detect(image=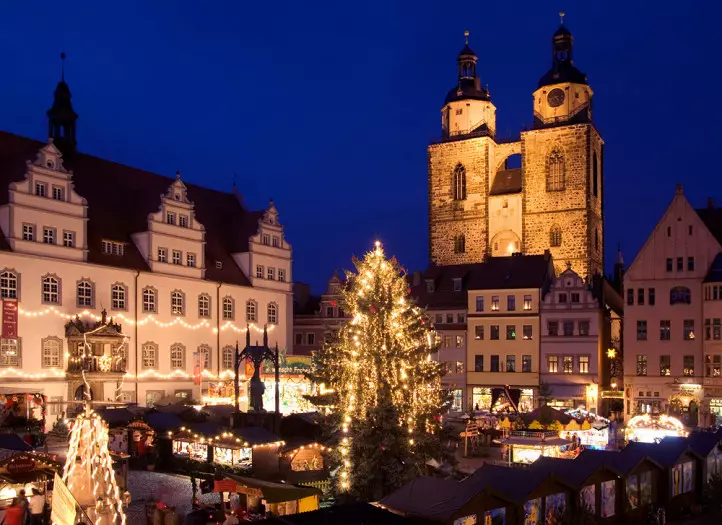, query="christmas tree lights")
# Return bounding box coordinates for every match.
[62,400,127,525]
[307,242,445,501]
